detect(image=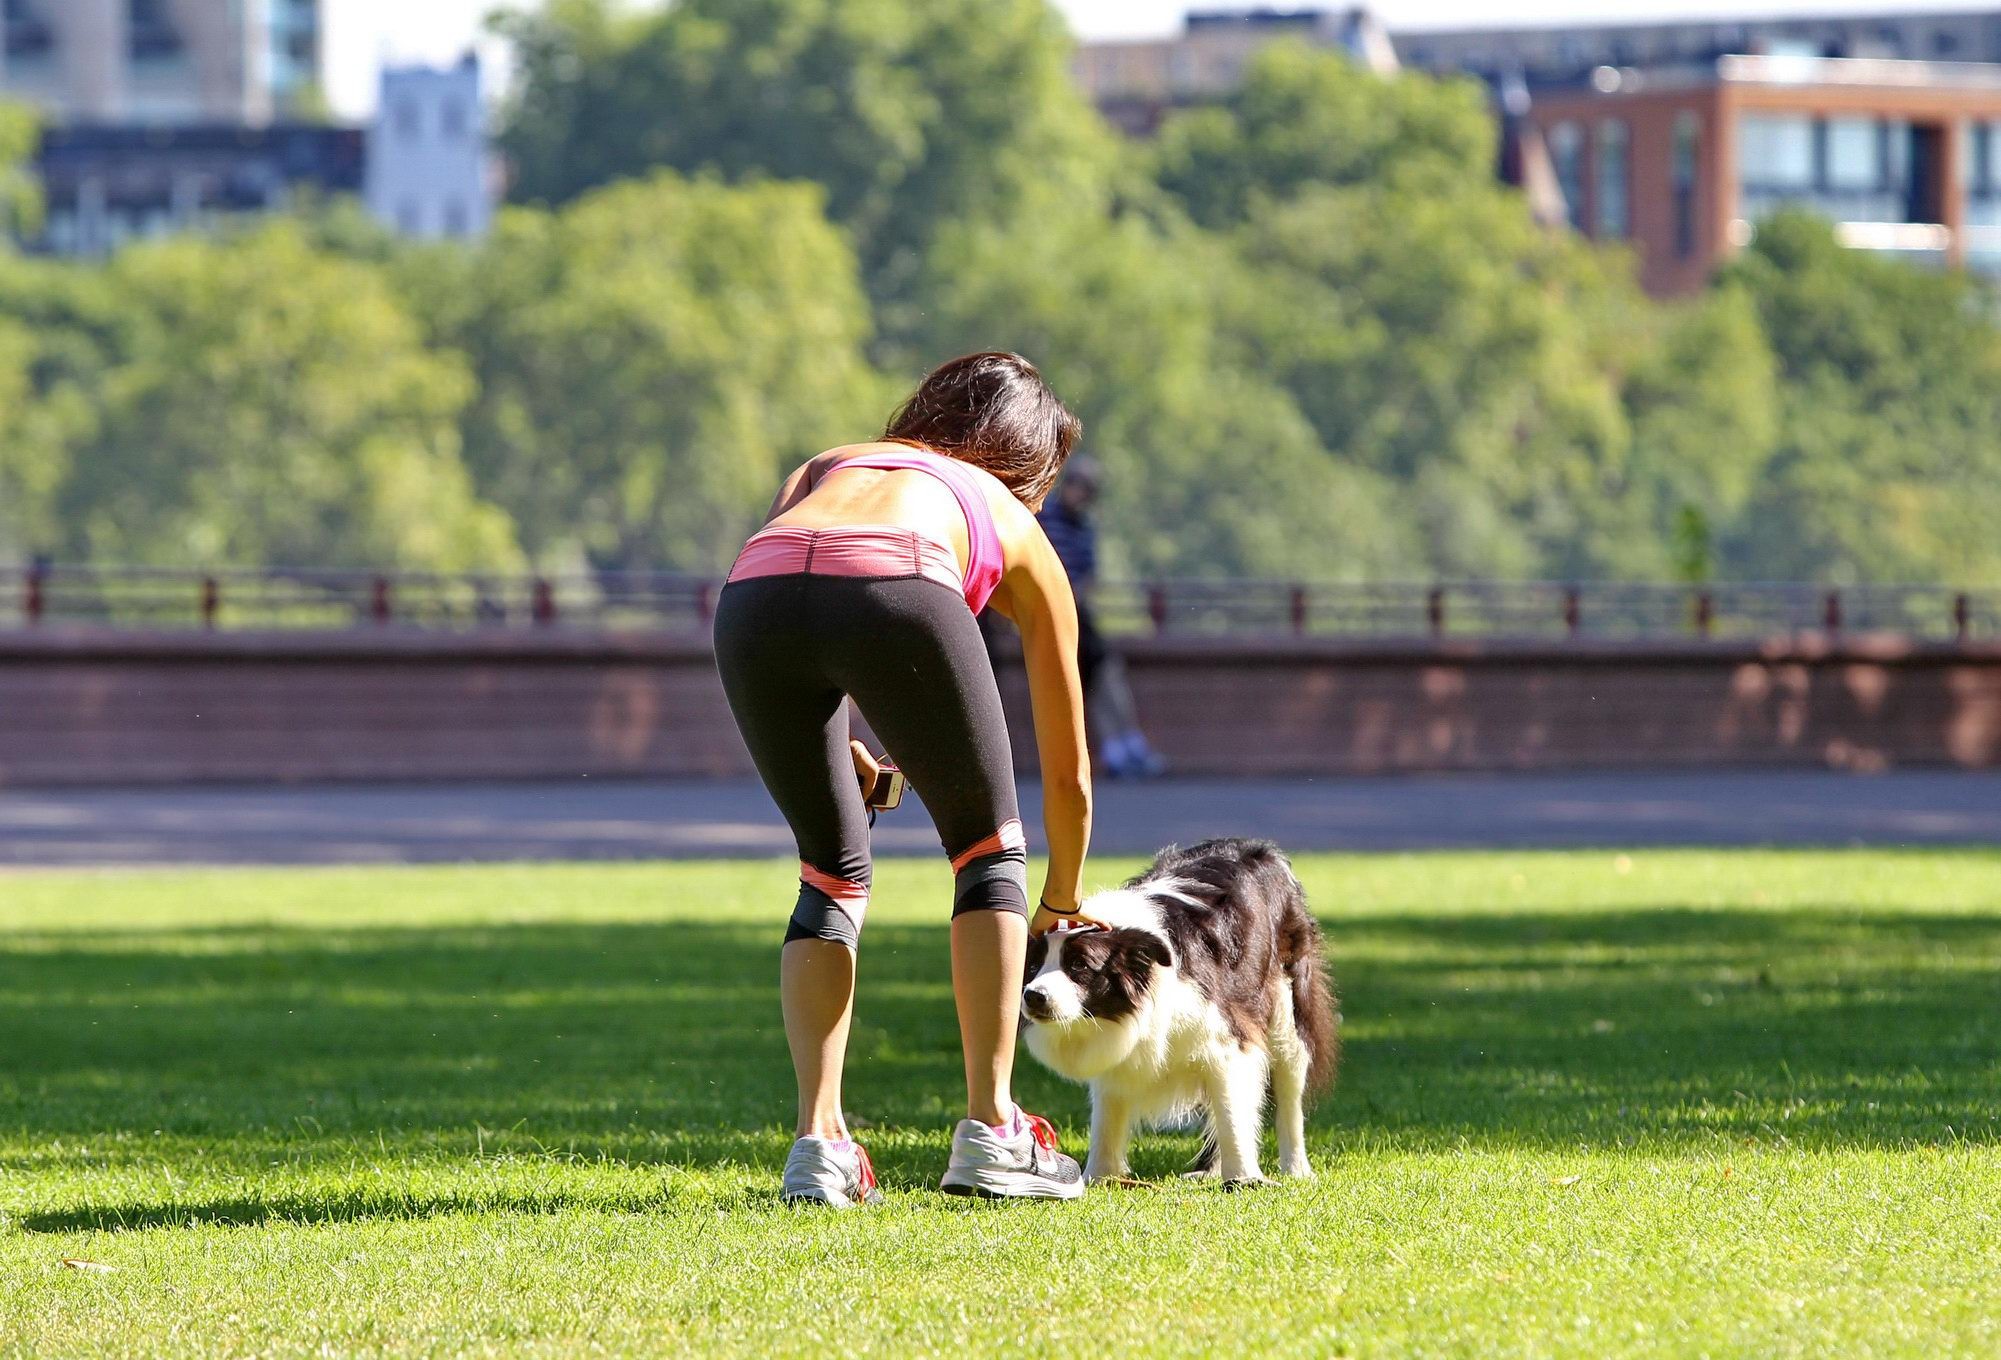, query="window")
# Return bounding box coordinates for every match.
[1595,120,1630,238]
[396,101,421,142]
[1549,121,1586,231]
[441,101,467,140]
[4,0,54,60]
[1673,112,1701,258]
[1740,113,1815,189]
[128,0,184,61]
[1824,116,1878,190]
